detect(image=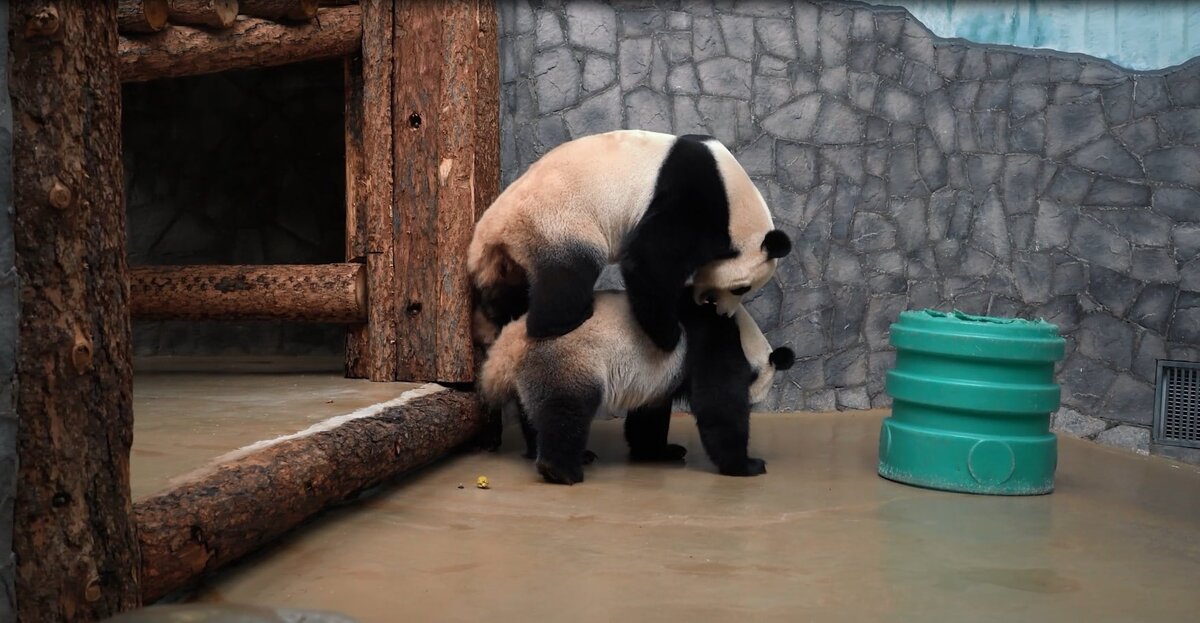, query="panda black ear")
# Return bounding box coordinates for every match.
[762,229,792,260]
[769,347,795,371]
